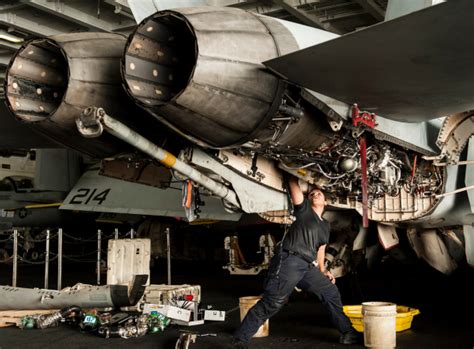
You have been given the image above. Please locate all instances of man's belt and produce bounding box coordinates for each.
[282,249,314,264]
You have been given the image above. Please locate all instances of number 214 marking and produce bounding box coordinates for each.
[69,188,110,205]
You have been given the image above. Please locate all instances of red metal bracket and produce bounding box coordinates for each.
[351,103,377,129]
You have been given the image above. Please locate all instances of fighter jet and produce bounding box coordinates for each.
[1,0,472,275]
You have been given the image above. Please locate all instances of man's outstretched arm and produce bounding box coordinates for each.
[288,175,304,205]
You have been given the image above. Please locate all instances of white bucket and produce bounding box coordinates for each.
[239,296,269,337]
[362,302,397,349]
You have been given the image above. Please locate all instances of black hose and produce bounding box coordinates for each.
[36,306,82,329]
[60,305,82,318]
[278,104,305,119]
[97,325,122,338]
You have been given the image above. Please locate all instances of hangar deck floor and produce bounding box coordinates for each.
[0,260,473,349]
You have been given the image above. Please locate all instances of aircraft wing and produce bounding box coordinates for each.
[60,170,242,222]
[264,0,474,123]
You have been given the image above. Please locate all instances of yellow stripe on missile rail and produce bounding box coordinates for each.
[92,110,240,209]
[161,151,177,168]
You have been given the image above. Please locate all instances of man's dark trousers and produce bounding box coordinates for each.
[234,251,352,343]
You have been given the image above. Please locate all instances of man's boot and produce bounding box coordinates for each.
[230,337,249,348]
[339,328,361,345]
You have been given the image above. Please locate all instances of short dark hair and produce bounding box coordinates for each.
[308,186,324,197]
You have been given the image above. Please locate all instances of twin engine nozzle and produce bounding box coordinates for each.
[5,7,336,158]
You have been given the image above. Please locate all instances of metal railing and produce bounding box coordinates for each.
[1,227,139,289]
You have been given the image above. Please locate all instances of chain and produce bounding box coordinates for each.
[0,255,14,264]
[63,256,97,263]
[18,255,58,265]
[0,235,12,242]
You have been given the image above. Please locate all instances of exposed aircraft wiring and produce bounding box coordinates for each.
[264,116,444,220]
[315,163,348,180]
[280,161,347,179]
[280,162,316,170]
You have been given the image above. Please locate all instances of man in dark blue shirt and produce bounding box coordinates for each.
[232,175,358,347]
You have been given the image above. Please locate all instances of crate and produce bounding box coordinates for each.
[343,305,420,332]
[107,239,151,286]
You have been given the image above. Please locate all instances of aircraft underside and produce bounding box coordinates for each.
[2,4,473,276]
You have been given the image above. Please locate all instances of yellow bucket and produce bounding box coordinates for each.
[343,305,420,332]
